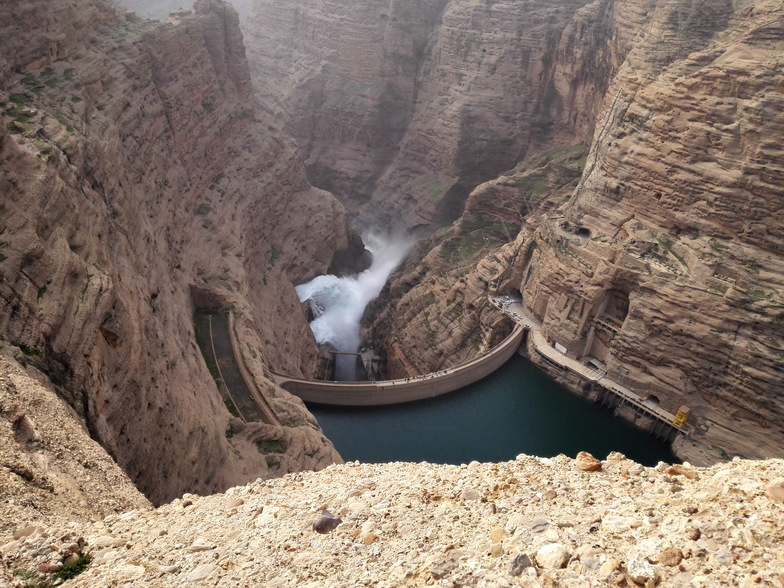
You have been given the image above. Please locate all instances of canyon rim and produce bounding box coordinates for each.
[1,0,784,585]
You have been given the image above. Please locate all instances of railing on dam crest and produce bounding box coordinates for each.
[271,324,525,406]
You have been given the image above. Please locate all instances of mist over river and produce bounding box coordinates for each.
[296,233,411,380]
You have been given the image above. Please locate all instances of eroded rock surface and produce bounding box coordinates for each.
[0,0,342,505]
[369,145,585,378]
[510,0,784,463]
[245,0,609,229]
[2,454,783,587]
[0,347,151,538]
[368,0,784,464]
[115,0,254,21]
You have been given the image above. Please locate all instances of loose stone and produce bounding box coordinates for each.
[530,518,550,533]
[461,488,481,501]
[686,527,701,541]
[655,547,683,567]
[312,510,342,534]
[187,539,215,552]
[115,562,145,580]
[765,480,784,503]
[600,558,620,577]
[509,553,532,576]
[609,570,627,586]
[187,563,217,582]
[625,558,659,585]
[490,526,506,544]
[575,451,602,472]
[665,464,699,480]
[13,526,39,540]
[535,543,571,569]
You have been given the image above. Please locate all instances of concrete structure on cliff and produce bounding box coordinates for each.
[490,297,690,441]
[270,323,525,406]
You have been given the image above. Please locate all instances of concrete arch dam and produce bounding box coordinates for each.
[271,324,525,406]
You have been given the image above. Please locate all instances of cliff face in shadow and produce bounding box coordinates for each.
[0,0,346,504]
[245,0,621,230]
[367,0,784,464]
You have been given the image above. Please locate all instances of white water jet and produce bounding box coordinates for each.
[296,232,412,380]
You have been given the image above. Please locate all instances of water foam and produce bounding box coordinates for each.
[296,232,412,380]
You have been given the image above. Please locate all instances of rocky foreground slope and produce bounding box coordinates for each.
[2,346,783,587]
[2,450,784,587]
[0,347,149,538]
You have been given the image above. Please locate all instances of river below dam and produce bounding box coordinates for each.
[308,353,677,466]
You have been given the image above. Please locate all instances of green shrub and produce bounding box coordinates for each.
[19,345,42,358]
[54,554,92,580]
[255,438,288,453]
[9,93,30,105]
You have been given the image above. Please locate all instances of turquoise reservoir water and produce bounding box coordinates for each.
[308,354,677,466]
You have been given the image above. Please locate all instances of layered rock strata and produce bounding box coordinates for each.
[0,0,344,504]
[371,0,784,464]
[510,0,784,463]
[368,145,586,377]
[245,0,614,229]
[115,0,254,21]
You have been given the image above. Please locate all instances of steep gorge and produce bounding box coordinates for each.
[369,0,784,464]
[244,0,784,464]
[245,0,612,229]
[1,0,783,526]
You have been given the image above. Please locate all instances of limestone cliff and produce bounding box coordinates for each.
[370,0,784,464]
[0,0,345,504]
[510,0,784,464]
[367,145,586,377]
[114,0,254,21]
[245,0,615,229]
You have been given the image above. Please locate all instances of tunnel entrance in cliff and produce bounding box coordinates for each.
[595,288,630,328]
[582,288,631,363]
[576,227,591,246]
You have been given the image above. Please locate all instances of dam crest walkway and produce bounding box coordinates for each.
[270,323,525,406]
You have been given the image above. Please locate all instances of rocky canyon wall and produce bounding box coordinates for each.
[245,0,449,216]
[518,0,784,463]
[367,145,587,377]
[369,0,784,464]
[0,0,347,504]
[245,0,641,230]
[114,0,254,21]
